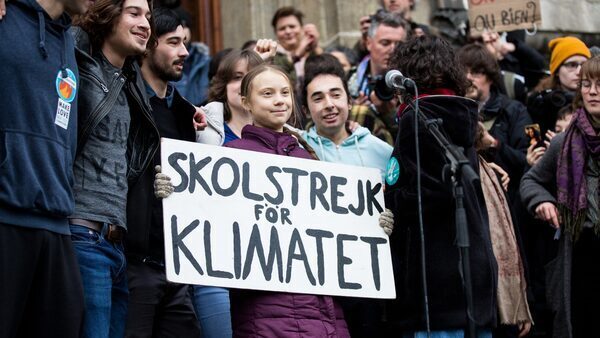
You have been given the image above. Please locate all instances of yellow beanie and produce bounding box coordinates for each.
[548,36,591,75]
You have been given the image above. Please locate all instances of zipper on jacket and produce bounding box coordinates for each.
[77,71,125,154]
[80,69,109,93]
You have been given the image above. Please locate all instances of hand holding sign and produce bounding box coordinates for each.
[161,138,395,299]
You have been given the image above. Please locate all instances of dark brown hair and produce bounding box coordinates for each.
[388,35,470,96]
[208,49,264,121]
[75,0,155,52]
[271,6,304,30]
[457,43,503,90]
[302,53,351,109]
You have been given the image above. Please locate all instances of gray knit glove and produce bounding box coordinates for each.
[379,208,394,236]
[154,165,174,199]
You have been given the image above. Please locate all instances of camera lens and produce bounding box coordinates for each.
[373,76,395,101]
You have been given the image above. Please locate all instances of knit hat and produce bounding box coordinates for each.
[548,36,591,75]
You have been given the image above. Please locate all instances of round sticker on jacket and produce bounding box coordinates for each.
[386,156,400,186]
[55,68,77,103]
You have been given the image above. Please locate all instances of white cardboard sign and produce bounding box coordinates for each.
[161,137,395,299]
[468,0,542,35]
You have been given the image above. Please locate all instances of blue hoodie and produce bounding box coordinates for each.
[0,0,78,234]
[303,126,393,181]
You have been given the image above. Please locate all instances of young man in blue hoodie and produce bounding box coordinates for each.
[301,53,394,337]
[302,53,393,181]
[0,0,90,337]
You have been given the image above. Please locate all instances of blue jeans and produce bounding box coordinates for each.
[70,224,128,338]
[405,329,492,338]
[192,285,232,338]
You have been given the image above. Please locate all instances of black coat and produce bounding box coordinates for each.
[385,95,498,331]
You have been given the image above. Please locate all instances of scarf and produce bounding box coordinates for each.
[479,158,532,325]
[557,108,600,239]
[396,88,456,118]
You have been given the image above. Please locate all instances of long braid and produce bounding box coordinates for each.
[283,127,320,160]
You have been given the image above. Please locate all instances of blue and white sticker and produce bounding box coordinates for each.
[385,156,400,186]
[55,68,77,103]
[55,98,71,130]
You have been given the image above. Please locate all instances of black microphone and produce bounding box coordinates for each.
[385,70,415,92]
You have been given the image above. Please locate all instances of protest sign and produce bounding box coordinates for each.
[468,0,541,35]
[161,138,395,299]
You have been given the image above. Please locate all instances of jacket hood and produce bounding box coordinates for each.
[305,126,372,165]
[406,95,479,148]
[14,0,71,75]
[305,125,371,146]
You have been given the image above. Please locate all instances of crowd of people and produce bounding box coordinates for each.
[1,0,599,337]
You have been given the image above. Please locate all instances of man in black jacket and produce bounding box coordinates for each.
[124,8,201,337]
[67,1,160,337]
[458,43,532,204]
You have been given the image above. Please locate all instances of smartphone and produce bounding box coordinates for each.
[525,124,543,148]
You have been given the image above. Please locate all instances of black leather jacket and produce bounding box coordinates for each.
[71,27,159,185]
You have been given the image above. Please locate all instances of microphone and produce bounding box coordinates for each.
[385,70,415,93]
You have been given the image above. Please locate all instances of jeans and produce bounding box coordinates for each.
[70,224,128,338]
[192,285,232,338]
[405,329,492,338]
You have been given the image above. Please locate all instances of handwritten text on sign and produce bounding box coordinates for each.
[161,138,395,299]
[468,0,541,35]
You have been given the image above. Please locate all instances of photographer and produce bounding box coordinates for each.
[347,10,408,144]
[528,36,591,135]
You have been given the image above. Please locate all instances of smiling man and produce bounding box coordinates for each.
[303,54,392,183]
[301,54,393,337]
[124,7,201,337]
[68,0,160,337]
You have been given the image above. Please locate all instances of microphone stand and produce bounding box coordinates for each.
[402,85,478,338]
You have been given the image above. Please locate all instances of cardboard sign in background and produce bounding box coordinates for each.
[161,138,396,299]
[468,0,541,35]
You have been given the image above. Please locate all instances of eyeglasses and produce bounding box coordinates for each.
[562,61,586,70]
[581,79,600,92]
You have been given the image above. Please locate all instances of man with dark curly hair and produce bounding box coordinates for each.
[384,35,497,337]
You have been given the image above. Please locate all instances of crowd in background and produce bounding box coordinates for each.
[1,0,600,337]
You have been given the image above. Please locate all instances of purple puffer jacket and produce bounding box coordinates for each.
[225,125,350,338]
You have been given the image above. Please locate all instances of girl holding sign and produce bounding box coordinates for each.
[223,64,350,337]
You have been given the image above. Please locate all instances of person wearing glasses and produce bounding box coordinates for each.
[521,56,600,338]
[528,37,591,136]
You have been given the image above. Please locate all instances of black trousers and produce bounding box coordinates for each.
[125,258,201,338]
[0,223,85,338]
[571,228,600,338]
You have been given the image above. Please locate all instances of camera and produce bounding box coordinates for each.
[368,75,395,101]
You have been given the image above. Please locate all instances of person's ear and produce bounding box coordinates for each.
[241,96,251,112]
[366,36,373,52]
